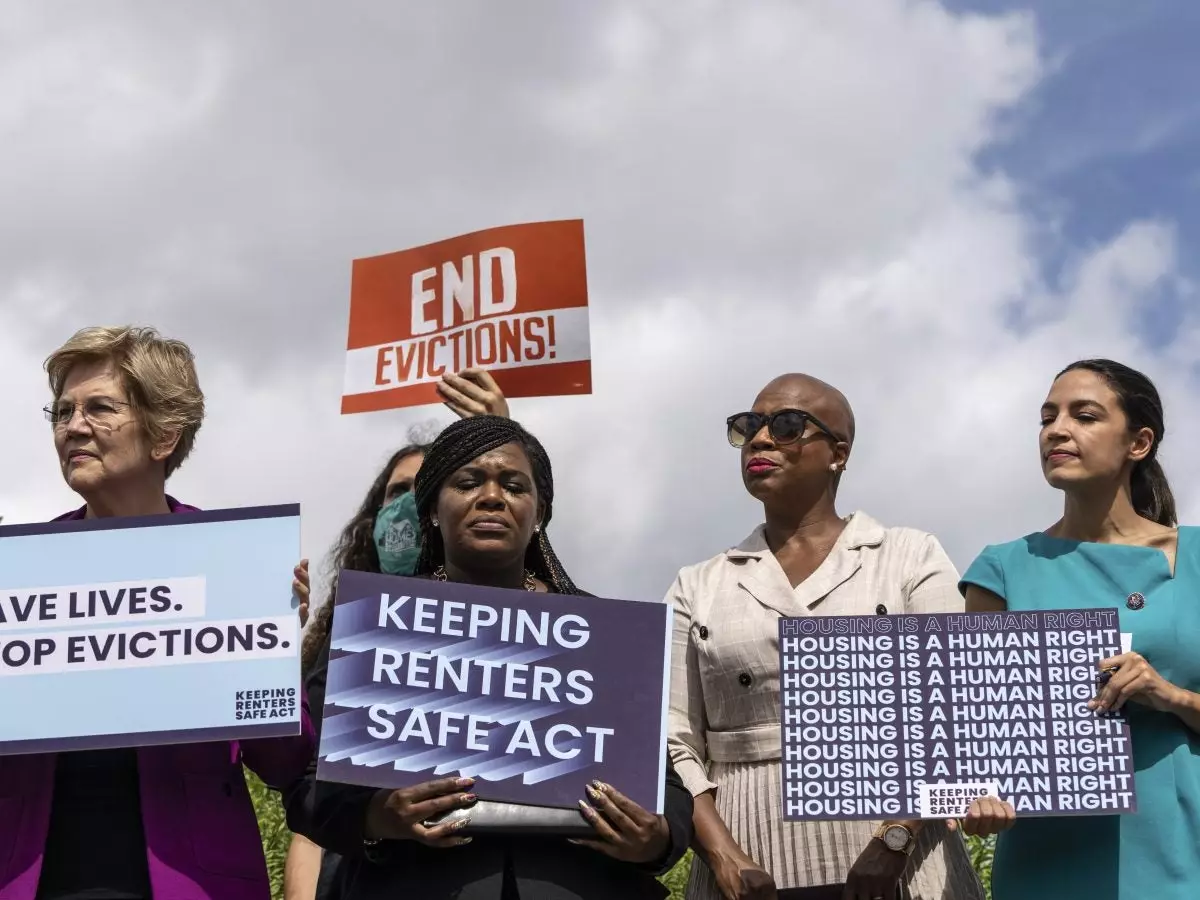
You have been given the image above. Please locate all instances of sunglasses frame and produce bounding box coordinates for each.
[725,408,841,448]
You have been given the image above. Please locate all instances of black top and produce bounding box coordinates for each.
[302,629,345,900]
[36,749,152,900]
[315,850,343,900]
[284,630,694,900]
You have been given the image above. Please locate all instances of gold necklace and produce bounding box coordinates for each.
[433,565,538,592]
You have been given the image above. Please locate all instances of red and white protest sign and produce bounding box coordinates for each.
[341,220,591,414]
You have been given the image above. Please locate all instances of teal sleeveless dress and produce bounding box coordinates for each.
[959,527,1200,900]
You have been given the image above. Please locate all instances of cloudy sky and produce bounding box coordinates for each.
[2,1,1197,608]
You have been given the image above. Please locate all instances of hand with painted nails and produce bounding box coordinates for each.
[436,368,510,419]
[292,558,310,627]
[569,780,671,865]
[1090,652,1182,714]
[364,776,478,848]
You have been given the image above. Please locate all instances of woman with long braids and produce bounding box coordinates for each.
[283,370,510,900]
[408,415,581,591]
[287,415,694,900]
[960,359,1200,900]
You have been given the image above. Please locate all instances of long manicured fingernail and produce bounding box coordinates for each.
[590,779,608,793]
[454,816,471,829]
[578,799,594,816]
[462,793,477,803]
[456,777,475,787]
[585,785,601,801]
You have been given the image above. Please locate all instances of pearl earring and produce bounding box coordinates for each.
[431,518,439,527]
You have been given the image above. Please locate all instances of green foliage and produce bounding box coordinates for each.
[660,850,692,899]
[966,833,996,899]
[246,779,994,900]
[247,768,292,900]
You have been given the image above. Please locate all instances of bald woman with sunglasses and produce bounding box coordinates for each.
[664,374,985,900]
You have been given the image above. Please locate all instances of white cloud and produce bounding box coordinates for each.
[2,1,1196,608]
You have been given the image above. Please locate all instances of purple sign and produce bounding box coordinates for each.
[316,570,672,812]
[779,609,1136,821]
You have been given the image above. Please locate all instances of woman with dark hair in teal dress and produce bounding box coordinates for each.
[958,359,1200,900]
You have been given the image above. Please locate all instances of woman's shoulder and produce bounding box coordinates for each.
[846,512,949,569]
[957,532,1059,599]
[979,532,1051,558]
[670,527,768,582]
[959,533,1049,574]
[651,531,766,613]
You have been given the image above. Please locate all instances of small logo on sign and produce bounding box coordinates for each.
[917,781,999,818]
[234,687,298,721]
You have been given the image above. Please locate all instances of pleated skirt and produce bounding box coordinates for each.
[686,760,987,900]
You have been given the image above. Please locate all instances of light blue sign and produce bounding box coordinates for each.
[0,505,302,753]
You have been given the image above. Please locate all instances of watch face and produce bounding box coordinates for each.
[883,826,909,850]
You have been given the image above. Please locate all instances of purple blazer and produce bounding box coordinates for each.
[0,497,316,900]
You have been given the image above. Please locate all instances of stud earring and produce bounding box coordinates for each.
[431,518,439,527]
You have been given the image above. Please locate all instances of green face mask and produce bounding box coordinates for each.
[373,492,421,576]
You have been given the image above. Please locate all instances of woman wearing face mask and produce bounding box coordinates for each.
[959,359,1200,900]
[283,370,509,900]
[288,415,693,899]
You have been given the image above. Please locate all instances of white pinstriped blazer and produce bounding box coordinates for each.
[665,511,985,898]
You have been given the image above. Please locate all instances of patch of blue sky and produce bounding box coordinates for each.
[949,0,1200,349]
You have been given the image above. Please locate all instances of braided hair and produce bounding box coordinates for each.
[412,415,583,595]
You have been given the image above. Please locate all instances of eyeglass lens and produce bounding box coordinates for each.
[728,410,810,447]
[46,398,126,428]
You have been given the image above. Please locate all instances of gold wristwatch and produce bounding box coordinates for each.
[873,822,917,855]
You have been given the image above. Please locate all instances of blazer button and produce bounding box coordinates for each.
[875,604,888,615]
[738,672,752,687]
[698,626,709,640]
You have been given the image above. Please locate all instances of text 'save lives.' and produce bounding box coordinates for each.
[317,571,673,813]
[778,610,1136,821]
[0,505,303,754]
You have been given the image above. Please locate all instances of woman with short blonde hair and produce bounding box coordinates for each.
[0,325,314,900]
[43,324,205,483]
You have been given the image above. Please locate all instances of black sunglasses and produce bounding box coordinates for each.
[726,408,840,448]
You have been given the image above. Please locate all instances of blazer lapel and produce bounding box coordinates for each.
[730,513,882,617]
[792,548,863,612]
[736,552,805,619]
